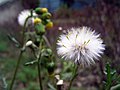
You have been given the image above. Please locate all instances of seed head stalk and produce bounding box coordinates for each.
[9,16,32,90]
[67,65,79,90]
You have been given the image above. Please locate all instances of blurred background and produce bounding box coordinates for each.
[0,0,120,90]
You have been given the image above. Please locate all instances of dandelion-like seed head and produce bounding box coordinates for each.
[18,10,37,26]
[57,27,105,67]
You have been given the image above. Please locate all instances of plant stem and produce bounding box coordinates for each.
[43,35,52,48]
[37,42,43,90]
[9,14,32,90]
[22,16,32,44]
[67,65,79,90]
[9,50,23,90]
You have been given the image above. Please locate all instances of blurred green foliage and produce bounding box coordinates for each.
[61,61,74,80]
[0,31,40,90]
[104,63,120,90]
[0,32,8,52]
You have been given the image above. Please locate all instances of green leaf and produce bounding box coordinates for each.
[7,34,21,48]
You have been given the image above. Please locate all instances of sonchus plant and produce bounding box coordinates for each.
[9,7,106,90]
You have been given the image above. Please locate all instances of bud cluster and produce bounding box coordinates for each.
[34,8,53,35]
[18,7,55,77]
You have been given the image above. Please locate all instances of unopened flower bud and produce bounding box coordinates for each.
[47,62,55,75]
[35,23,45,35]
[41,8,48,13]
[42,12,52,19]
[46,22,53,29]
[34,18,42,24]
[46,48,52,56]
[35,8,48,14]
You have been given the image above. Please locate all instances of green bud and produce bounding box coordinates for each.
[46,48,52,56]
[35,8,42,14]
[35,23,45,35]
[41,19,50,25]
[34,35,41,46]
[41,12,52,19]
[47,62,55,74]
[41,48,52,57]
[35,8,48,14]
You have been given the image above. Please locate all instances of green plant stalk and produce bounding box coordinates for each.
[37,53,43,90]
[37,42,43,90]
[68,65,78,90]
[9,50,23,90]
[22,16,32,44]
[43,35,52,48]
[9,15,32,90]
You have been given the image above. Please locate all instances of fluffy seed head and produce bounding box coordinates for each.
[18,10,37,26]
[57,27,105,67]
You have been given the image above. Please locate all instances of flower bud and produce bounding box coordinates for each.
[35,23,45,35]
[47,62,55,75]
[41,8,48,13]
[41,48,52,57]
[35,8,48,14]
[34,18,42,24]
[46,48,52,56]
[41,12,52,19]
[45,21,53,29]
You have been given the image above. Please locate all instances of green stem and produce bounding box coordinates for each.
[22,16,32,44]
[37,42,43,90]
[9,50,23,90]
[9,14,32,90]
[68,65,79,90]
[42,35,52,48]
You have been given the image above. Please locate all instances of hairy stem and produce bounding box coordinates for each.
[68,65,78,90]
